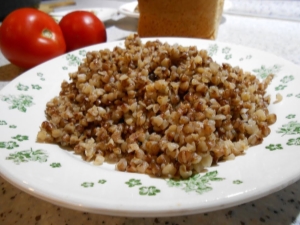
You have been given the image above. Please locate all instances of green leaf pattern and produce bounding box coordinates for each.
[253,64,281,79]
[233,180,243,185]
[275,84,287,91]
[222,47,232,60]
[125,179,142,187]
[37,72,45,81]
[286,114,296,119]
[0,120,7,125]
[6,148,48,164]
[31,84,42,90]
[79,50,87,56]
[1,94,34,112]
[167,171,224,194]
[139,186,160,196]
[265,144,283,151]
[0,120,16,128]
[239,55,252,61]
[0,141,19,149]
[16,83,42,91]
[280,75,294,83]
[50,162,61,168]
[287,138,300,146]
[277,121,300,136]
[66,54,82,66]
[16,83,29,91]
[222,47,231,54]
[207,44,218,56]
[81,182,94,188]
[11,135,29,142]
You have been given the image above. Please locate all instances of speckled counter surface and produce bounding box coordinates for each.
[1,1,300,224]
[1,177,300,225]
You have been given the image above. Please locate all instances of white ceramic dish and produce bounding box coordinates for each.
[50,7,117,22]
[118,0,233,18]
[118,1,139,18]
[0,37,300,217]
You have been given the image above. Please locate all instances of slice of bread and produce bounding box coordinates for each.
[137,0,224,40]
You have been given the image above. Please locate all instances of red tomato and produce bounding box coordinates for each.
[0,8,66,69]
[59,11,107,52]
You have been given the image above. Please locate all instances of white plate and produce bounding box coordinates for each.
[118,1,139,18]
[50,7,117,22]
[118,0,232,18]
[0,37,300,217]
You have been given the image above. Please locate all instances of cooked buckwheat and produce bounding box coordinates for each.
[37,34,276,178]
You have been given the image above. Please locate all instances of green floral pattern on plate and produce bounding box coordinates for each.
[207,44,218,56]
[277,121,300,136]
[275,84,287,91]
[81,179,107,188]
[139,186,160,196]
[0,120,17,128]
[287,138,300,146]
[286,114,296,119]
[79,50,87,56]
[31,84,42,90]
[81,182,94,188]
[280,75,294,83]
[265,144,283,151]
[266,114,300,150]
[16,83,29,91]
[167,171,224,194]
[222,47,232,60]
[0,141,19,150]
[98,179,107,184]
[50,162,61,168]
[123,178,160,196]
[12,135,28,142]
[1,95,34,112]
[233,180,243,185]
[6,149,48,164]
[37,72,45,81]
[253,64,281,79]
[126,179,142,187]
[239,55,252,61]
[0,120,7,125]
[66,53,82,66]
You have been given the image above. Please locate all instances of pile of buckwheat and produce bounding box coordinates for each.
[37,34,276,178]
